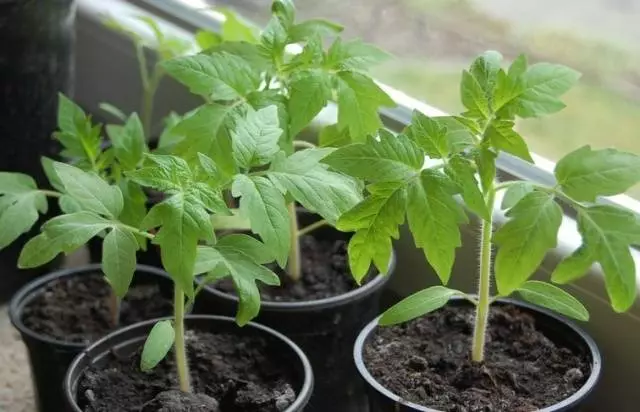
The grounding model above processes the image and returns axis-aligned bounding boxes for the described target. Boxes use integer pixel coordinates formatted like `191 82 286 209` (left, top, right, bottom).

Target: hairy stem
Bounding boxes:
286 203 302 281
173 286 191 392
471 190 495 363
297 219 328 237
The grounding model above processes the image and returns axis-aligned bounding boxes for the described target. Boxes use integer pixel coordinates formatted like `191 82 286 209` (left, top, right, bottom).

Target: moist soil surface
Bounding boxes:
22 273 172 344
78 330 298 412
364 304 591 411
216 235 368 302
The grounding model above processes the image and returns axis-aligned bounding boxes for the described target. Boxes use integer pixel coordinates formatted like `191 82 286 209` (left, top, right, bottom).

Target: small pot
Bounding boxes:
197 210 395 412
354 298 602 412
9 264 173 412
64 315 314 411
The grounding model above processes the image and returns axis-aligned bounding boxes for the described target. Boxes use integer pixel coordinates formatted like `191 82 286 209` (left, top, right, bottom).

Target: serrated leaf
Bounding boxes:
194 235 279 325
555 146 640 202
406 110 449 159
551 245 596 284
107 113 147 170
127 154 192 192
577 205 640 312
102 227 139 298
323 131 424 182
289 19 343 42
118 180 148 230
517 281 589 321
494 191 563 295
469 50 502 101
41 157 65 192
232 175 289 268
0 191 47 250
288 69 332 137
231 105 282 169
271 0 295 28
161 52 260 99
18 234 62 269
485 119 533 162
319 124 350 147
461 70 490 119
446 156 490 220
0 172 38 194
338 182 406 281
407 170 467 283
99 102 127 122
335 71 395 142
219 8 259 43
57 93 86 135
261 16 288 57
501 181 534 210
433 116 477 153
379 286 460 326
53 162 123 218
326 38 390 71
42 212 112 253
268 150 362 224
140 320 175 372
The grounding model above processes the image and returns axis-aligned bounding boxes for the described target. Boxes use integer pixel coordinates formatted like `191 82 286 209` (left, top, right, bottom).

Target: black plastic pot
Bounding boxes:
9 264 173 412
64 315 314 411
197 210 396 412
354 298 602 412
0 0 76 302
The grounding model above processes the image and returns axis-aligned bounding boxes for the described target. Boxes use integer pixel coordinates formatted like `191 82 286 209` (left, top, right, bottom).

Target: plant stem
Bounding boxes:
293 140 316 150
471 190 495 363
297 219 328 237
173 285 191 393
286 202 302 281
40 190 62 198
107 293 120 328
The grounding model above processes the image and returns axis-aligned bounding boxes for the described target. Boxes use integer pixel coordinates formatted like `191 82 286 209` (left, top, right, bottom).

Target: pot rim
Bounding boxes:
353 297 602 412
202 248 396 312
9 263 170 349
64 314 314 412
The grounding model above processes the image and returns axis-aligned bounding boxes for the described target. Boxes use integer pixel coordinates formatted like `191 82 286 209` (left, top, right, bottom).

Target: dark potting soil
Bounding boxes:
216 235 368 302
78 330 298 412
22 273 172 344
364 305 590 412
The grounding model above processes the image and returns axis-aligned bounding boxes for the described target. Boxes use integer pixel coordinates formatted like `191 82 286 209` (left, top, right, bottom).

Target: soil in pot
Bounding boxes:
78 330 299 412
22 273 172 344
364 304 591 411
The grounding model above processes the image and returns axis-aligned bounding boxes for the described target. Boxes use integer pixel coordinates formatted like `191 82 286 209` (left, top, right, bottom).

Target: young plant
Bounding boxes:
160 0 395 281
324 51 640 362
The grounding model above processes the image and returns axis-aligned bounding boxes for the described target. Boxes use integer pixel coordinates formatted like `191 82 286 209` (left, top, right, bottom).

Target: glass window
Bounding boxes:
200 0 640 196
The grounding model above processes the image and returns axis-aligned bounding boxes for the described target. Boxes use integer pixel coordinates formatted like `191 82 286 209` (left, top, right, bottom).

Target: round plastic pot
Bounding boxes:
354 297 602 412
197 210 395 412
9 264 173 412
64 315 314 411
0 0 76 303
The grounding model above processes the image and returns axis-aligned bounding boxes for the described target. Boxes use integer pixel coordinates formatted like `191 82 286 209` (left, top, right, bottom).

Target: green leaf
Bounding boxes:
335 71 395 142
323 131 424 182
231 105 282 169
140 320 175 372
319 124 350 148
407 170 467 283
555 146 640 202
501 181 534 210
494 191 563 295
406 110 449 159
261 16 288 57
102 227 139 298
0 172 39 194
551 245 596 284
338 182 406 282
0 190 47 250
161 52 260 99
57 93 86 135
576 205 640 312
195 30 222 50
53 162 123 218
246 90 290 152
118 180 148 230
475 148 497 193
268 150 362 224
379 286 460 326
326 38 390 71
219 8 259 43
485 119 533 162
99 102 127 122
288 69 332 137
232 175 290 268
271 0 295 28
517 281 589 321
469 50 502 100
41 157 65 192
460 70 490 119
18 234 62 269
504 63 581 118
289 19 343 42
446 156 490 221
434 116 477 153
195 235 279 325
107 113 147 170
42 212 112 253
127 154 192 192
